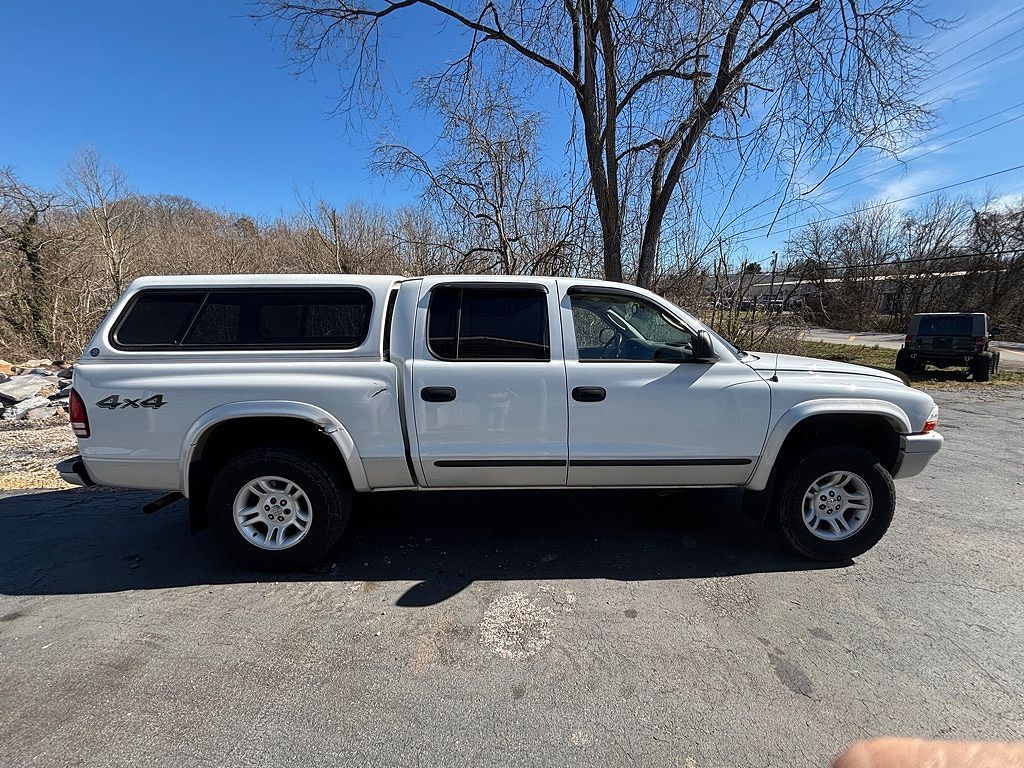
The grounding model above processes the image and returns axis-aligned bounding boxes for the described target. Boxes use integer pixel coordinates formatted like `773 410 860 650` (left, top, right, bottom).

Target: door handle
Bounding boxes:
421 386 457 403
572 386 606 402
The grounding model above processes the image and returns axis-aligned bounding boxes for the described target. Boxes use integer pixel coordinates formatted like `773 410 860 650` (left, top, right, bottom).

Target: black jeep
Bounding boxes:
895 312 1001 381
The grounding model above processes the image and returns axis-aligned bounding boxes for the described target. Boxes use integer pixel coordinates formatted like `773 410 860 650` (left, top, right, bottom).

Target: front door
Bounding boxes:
560 282 771 487
410 278 568 487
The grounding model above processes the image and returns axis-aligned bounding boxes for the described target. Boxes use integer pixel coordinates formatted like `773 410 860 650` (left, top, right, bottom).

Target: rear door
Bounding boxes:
409 278 568 487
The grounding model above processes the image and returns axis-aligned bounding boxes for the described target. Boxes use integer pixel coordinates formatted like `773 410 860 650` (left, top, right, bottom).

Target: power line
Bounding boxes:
923 20 1024 82
711 99 1024 239
817 99 1024 187
921 39 1024 97
731 162 1024 245
931 5 1024 59
804 112 1024 198
704 13 1024 250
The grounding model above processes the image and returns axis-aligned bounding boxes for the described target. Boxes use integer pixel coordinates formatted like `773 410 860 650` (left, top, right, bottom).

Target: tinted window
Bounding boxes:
114 288 372 349
916 315 974 336
114 293 203 346
428 287 549 361
570 291 694 361
185 300 240 345
259 302 303 339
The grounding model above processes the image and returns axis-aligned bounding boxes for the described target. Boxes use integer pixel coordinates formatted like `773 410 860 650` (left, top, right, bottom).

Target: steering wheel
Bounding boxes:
599 330 622 359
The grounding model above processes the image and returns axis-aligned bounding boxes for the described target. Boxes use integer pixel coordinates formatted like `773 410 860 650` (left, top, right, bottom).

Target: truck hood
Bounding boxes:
745 353 904 384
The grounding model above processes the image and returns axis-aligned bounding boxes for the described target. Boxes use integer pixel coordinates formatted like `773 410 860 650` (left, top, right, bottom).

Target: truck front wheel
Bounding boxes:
207 447 351 571
772 446 895 561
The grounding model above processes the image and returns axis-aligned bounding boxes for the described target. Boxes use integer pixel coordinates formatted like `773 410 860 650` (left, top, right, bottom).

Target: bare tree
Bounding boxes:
259 0 931 287
375 83 584 276
63 147 146 294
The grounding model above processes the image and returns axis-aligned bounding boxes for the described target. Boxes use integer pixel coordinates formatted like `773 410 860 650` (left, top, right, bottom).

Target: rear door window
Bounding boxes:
427 286 550 361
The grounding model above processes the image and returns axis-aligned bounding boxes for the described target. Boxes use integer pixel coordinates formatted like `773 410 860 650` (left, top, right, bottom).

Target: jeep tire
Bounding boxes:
971 351 994 382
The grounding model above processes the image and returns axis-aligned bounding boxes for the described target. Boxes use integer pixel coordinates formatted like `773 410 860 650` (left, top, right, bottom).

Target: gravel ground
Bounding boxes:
0 417 75 491
0 388 1022 767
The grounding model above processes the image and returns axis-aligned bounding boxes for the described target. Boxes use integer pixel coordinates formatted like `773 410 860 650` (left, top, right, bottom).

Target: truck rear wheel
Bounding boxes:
772 446 895 561
208 447 351 571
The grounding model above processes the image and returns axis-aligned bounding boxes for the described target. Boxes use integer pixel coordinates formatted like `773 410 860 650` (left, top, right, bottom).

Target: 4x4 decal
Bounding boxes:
95 394 168 410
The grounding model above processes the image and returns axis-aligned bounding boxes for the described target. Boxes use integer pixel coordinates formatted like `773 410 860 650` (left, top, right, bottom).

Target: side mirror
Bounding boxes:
693 330 719 363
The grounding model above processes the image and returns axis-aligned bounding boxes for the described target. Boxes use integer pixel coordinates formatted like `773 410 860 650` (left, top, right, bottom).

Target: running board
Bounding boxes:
143 492 184 515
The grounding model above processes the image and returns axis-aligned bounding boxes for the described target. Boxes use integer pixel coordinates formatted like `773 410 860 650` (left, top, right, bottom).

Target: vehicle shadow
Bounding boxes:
907 369 976 384
0 486 848 606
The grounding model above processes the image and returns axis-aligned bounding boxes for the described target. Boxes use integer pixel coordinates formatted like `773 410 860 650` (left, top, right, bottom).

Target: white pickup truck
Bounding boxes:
57 274 942 570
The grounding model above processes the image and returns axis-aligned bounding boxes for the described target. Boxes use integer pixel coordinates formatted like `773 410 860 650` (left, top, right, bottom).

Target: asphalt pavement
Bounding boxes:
1 388 1022 767
798 328 1024 371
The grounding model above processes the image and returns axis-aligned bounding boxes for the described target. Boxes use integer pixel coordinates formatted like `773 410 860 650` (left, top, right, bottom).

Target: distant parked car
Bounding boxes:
896 312 1001 381
757 297 786 314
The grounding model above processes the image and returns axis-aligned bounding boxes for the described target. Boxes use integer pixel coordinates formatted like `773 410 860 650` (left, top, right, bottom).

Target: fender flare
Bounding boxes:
179 400 370 495
747 398 911 492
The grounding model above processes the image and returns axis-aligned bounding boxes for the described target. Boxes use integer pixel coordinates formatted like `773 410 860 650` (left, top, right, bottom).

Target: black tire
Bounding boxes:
971 351 993 382
772 446 896 561
894 348 912 373
895 349 922 374
208 446 351 571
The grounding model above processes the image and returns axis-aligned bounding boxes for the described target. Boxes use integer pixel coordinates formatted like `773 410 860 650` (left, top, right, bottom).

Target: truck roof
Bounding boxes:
125 274 653 292
125 274 405 292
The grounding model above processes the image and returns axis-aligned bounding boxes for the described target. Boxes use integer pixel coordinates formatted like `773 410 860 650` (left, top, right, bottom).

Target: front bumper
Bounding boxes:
56 456 95 487
893 431 943 479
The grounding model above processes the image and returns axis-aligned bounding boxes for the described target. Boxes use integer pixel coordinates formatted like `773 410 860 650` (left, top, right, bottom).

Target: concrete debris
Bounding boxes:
0 374 57 405
0 361 74 422
2 396 55 422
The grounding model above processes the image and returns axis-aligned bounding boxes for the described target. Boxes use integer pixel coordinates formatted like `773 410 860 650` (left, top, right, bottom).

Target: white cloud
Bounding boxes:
985 190 1024 210
867 167 952 207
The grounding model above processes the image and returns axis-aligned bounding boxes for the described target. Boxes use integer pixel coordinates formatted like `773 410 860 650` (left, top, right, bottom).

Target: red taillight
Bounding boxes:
905 335 914 343
69 388 90 438
974 336 985 345
922 406 939 433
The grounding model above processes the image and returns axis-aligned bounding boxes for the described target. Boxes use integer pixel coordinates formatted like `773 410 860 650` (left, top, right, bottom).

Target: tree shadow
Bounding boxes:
0 486 847 606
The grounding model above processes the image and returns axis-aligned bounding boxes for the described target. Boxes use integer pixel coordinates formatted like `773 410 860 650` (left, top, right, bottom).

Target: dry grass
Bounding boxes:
795 340 1024 391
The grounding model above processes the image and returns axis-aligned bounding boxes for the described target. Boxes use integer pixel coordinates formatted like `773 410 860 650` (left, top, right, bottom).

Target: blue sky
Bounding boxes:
2 1 1023 261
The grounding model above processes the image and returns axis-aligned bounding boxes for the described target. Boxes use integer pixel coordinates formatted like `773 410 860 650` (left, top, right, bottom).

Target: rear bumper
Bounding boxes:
55 456 95 487
893 431 943 479
905 349 979 362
